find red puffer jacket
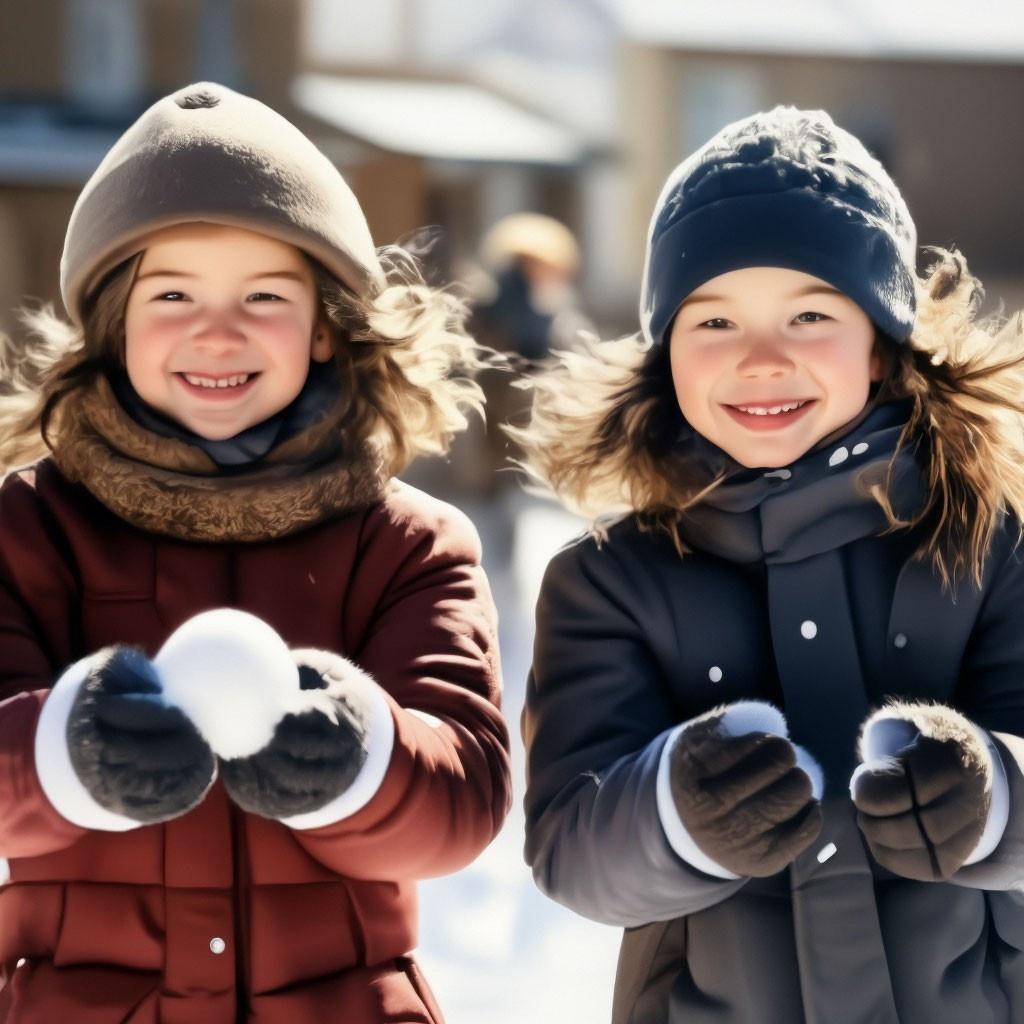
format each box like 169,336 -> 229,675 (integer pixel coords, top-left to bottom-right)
0,460 -> 511,1023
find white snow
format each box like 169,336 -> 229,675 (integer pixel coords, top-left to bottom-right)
415,497 -> 623,1023
155,608 -> 335,759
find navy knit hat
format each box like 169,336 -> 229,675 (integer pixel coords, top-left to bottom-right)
640,106 -> 917,347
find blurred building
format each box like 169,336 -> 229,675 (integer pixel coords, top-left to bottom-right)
1,0 -> 1022,335
616,0 -> 1024,316
0,0 -> 595,333
305,0 -> 1024,326
0,0 -> 302,330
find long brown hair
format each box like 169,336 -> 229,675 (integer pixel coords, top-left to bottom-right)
509,248 -> 1024,588
0,241 -> 486,479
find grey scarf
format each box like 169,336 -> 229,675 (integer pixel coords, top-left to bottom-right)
109,360 -> 342,470
674,399 -> 926,1024
678,397 -> 925,566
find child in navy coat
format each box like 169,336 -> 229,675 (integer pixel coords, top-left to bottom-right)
516,106 -> 1024,1023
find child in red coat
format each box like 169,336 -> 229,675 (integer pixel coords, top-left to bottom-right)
0,81 -> 511,1022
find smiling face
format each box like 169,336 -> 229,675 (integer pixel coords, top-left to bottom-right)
668,266 -> 884,469
123,222 -> 333,440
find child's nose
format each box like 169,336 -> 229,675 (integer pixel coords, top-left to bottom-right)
191,313 -> 247,352
736,338 -> 794,377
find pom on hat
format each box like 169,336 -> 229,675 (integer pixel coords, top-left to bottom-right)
640,106 -> 917,347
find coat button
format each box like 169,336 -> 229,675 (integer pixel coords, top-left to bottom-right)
708,666 -> 723,682
209,937 -> 226,955
828,447 -> 849,467
817,842 -> 838,864
852,442 -> 869,455
893,633 -> 908,649
800,620 -> 818,639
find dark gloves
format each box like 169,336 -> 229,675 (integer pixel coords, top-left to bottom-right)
218,649 -> 372,820
51,611 -> 385,829
668,705 -> 823,878
66,646 -> 217,825
851,703 -> 994,881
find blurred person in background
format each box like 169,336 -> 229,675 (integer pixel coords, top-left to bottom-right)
454,212 -> 593,503
475,212 -> 589,364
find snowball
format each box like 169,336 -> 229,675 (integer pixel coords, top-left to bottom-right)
154,608 -> 335,759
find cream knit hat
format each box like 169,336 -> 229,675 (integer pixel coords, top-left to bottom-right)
61,81 -> 385,325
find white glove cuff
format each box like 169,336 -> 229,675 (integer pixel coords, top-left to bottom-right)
35,655 -> 143,832
277,656 -> 395,831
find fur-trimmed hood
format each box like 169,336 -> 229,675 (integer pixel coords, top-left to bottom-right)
511,250 -> 1024,586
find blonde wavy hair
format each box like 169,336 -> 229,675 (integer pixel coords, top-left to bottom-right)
0,241 -> 485,478
510,248 -> 1024,589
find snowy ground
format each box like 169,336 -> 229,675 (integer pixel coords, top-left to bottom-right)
409,491 -> 623,1023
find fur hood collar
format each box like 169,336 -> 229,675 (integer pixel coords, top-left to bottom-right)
512,250 -> 1024,587
51,375 -> 387,542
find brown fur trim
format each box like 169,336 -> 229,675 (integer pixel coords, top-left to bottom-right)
511,249 -> 1024,586
858,701 -> 990,779
870,251 -> 1024,588
52,376 -> 387,542
65,376 -> 221,474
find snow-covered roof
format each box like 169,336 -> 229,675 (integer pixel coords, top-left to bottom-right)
617,0 -> 1024,63
292,73 -> 588,165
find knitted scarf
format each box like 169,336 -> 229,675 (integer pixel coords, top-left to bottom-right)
51,374 -> 386,543
678,398 -> 925,567
676,399 -> 927,1024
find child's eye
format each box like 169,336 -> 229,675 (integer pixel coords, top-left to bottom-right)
699,318 -> 733,330
794,311 -> 829,324
155,292 -> 187,302
248,292 -> 284,302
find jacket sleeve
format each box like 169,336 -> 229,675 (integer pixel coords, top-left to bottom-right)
286,494 -> 512,881
0,470 -> 90,857
523,534 -> 747,928
950,524 -> 1024,890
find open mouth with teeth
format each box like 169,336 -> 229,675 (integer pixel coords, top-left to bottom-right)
723,398 -> 817,430
175,371 -> 261,397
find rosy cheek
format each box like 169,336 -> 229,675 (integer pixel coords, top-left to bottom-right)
822,340 -> 867,376
126,319 -> 179,365
129,309 -> 192,339
684,344 -> 732,383
257,317 -> 302,339
673,369 -> 713,420
785,335 -> 838,371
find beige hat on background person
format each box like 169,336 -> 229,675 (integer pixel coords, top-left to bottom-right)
480,212 -> 580,276
60,81 -> 386,326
